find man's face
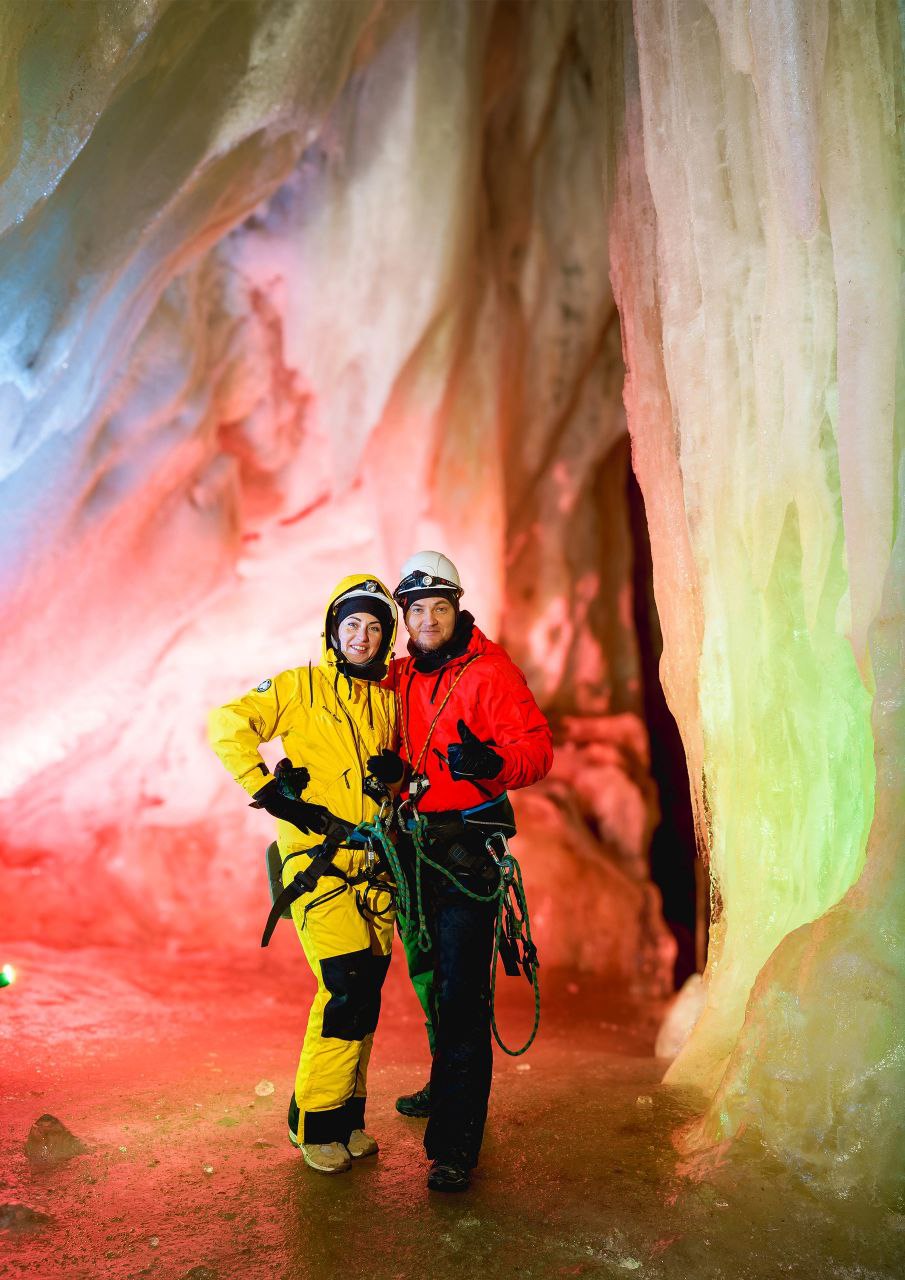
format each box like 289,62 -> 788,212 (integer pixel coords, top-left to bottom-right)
404,596 -> 456,652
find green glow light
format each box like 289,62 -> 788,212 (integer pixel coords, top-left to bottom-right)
0,964 -> 15,988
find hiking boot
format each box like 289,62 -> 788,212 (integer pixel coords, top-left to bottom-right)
300,1142 -> 352,1174
395,1082 -> 431,1117
427,1159 -> 471,1192
346,1129 -> 379,1159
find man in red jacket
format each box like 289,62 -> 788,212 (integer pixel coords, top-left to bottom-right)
367,551 -> 553,1192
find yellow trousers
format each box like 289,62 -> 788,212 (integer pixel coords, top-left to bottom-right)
286,848 -> 394,1146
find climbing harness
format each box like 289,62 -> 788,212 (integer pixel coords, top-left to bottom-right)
261,796 -> 401,947
398,810 -> 541,1057
259,772 -> 541,1056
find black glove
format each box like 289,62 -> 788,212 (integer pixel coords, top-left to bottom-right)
273,757 -> 310,799
366,748 -> 407,785
446,720 -> 504,781
250,779 -> 332,836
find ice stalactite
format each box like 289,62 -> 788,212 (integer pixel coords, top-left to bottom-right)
611,0 -> 904,1195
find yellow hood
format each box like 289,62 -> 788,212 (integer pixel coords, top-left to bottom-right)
321,573 -> 397,679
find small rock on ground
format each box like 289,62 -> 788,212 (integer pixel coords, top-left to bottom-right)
0,1202 -> 55,1232
24,1114 -> 88,1164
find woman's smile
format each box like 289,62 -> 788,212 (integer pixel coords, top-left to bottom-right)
337,612 -> 383,665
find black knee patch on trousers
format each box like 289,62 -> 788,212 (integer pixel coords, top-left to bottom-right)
321,949 -> 391,1041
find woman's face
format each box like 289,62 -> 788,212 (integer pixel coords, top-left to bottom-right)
337,612 -> 383,665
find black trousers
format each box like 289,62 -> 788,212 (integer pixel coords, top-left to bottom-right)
398,826 -> 498,1170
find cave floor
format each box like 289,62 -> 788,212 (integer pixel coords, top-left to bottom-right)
0,943 -> 900,1280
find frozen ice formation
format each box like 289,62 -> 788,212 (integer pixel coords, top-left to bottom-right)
0,0 -> 666,995
0,0 -> 902,1198
611,0 -> 904,1198
654,974 -> 705,1062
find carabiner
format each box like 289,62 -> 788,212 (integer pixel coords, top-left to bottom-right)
364,839 -> 379,874
485,833 -> 514,884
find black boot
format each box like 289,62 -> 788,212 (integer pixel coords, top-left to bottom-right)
427,1159 -> 470,1192
395,1081 -> 431,1117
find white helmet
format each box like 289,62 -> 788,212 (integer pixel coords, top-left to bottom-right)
394,550 -> 464,605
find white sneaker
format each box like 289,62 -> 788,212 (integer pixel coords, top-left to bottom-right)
345,1129 -> 379,1159
300,1142 -> 352,1174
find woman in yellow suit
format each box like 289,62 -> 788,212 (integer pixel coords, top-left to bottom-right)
208,574 -> 398,1175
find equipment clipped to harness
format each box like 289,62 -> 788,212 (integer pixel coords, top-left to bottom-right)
404,817 -> 541,1056
406,772 -> 431,803
485,833 -> 539,985
362,773 -> 390,806
261,791 -> 403,946
265,842 -> 293,921
261,845 -> 349,947
351,797 -> 400,925
496,903 -> 522,978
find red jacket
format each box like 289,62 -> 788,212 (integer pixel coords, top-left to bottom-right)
388,624 -> 553,813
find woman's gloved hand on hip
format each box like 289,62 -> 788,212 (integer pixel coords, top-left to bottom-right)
251,779 -> 333,835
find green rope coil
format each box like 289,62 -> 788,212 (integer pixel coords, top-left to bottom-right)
354,820 -> 412,926
488,852 -> 541,1056
349,813 -> 541,1056
410,817 -> 541,1057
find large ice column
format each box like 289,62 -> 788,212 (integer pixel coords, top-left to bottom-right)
685,479 -> 905,1196
612,0 -> 904,1193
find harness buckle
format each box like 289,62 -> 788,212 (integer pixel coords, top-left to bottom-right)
294,866 -> 321,894
407,772 -> 431,802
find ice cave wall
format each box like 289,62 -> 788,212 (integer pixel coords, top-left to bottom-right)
0,0 -> 902,1199
0,1 -> 668,988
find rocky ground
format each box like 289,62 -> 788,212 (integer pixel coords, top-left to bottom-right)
1,942 -> 901,1280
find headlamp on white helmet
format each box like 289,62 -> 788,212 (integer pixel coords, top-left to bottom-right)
393,551 -> 464,609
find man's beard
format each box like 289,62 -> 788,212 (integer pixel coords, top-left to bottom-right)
408,610 -> 473,671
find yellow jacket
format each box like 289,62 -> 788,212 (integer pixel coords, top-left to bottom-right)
208,574 -> 398,858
